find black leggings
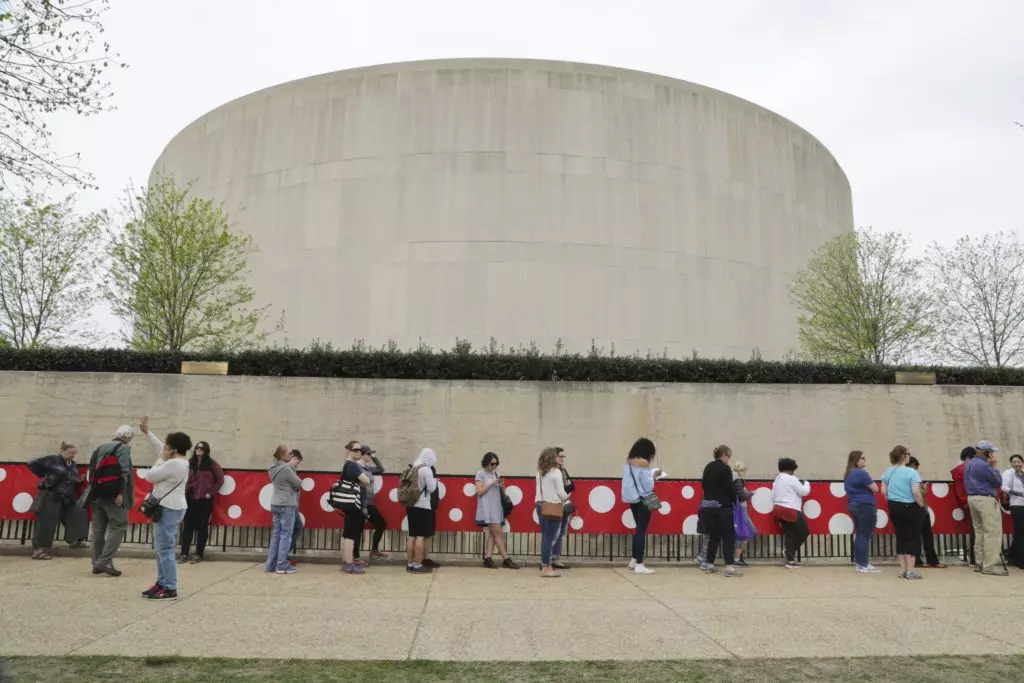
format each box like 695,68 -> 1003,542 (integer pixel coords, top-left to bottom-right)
630,502 -> 652,563
778,513 -> 809,562
353,506 -> 387,558
1009,507 -> 1024,569
181,497 -> 214,558
888,501 -> 923,557
701,505 -> 736,566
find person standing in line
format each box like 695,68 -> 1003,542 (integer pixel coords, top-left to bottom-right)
264,444 -> 301,575
951,446 -> 977,566
550,446 -> 574,570
178,440 -> 224,564
354,444 -> 389,561
771,458 -> 811,570
404,448 -> 438,574
731,460 -> 755,567
907,456 -> 946,569
536,447 -> 570,578
1002,454 -> 1024,569
699,445 -> 741,577
965,440 -> 1008,576
79,425 -> 135,577
339,442 -> 371,575
881,445 -> 926,580
288,450 -> 304,566
138,418 -> 191,600
422,459 -> 443,570
475,452 -> 521,569
843,450 -> 881,573
28,442 -> 89,559
620,437 -> 662,575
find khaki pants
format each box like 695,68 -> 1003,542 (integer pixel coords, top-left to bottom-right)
968,495 -> 1003,571
90,499 -> 128,568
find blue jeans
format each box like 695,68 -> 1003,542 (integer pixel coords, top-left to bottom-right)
551,512 -> 571,560
265,505 -> 297,572
849,502 -> 877,568
154,507 -> 186,590
290,512 -> 303,555
537,502 -> 562,567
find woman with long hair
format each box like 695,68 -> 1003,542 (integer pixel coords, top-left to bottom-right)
475,452 -> 520,569
1002,454 -> 1024,569
535,447 -> 569,578
844,450 -> 880,573
27,441 -> 88,559
179,440 -> 224,564
881,445 -> 925,580
621,438 -> 661,575
772,458 -> 811,569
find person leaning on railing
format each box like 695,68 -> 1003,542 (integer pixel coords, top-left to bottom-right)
908,456 -> 946,570
771,458 -> 811,570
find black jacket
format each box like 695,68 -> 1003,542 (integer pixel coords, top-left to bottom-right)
701,459 -> 735,507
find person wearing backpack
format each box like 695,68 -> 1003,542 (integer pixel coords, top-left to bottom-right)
138,418 -> 192,601
79,425 -> 135,577
400,448 -> 438,574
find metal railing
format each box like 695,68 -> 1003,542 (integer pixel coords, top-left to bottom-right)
1,516 -> 988,562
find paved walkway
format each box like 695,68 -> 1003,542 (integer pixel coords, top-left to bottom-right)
2,556 -> 1023,661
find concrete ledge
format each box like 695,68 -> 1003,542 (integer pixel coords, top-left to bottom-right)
180,361 -> 228,375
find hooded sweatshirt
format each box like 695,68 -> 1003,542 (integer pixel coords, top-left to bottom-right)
268,460 -> 302,507
412,448 -> 438,511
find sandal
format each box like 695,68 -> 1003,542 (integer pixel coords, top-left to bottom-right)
31,551 -> 53,560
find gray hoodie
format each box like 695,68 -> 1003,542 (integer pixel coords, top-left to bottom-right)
268,460 -> 302,507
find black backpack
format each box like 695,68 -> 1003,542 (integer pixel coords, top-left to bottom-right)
91,443 -> 125,499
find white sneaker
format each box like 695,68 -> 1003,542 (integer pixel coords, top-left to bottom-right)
856,565 -> 882,574
633,564 -> 655,575
627,558 -> 637,570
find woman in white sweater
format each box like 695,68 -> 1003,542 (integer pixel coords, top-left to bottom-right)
771,457 -> 812,570
535,447 -> 569,578
138,416 -> 191,600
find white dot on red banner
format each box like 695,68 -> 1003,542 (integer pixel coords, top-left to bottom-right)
828,513 -> 854,535
258,484 -> 273,511
532,508 -> 539,525
299,512 -> 306,526
751,488 -> 773,514
929,508 -> 936,525
659,501 -> 671,515
12,492 -> 33,514
589,486 -> 615,513
373,476 -> 383,494
875,509 -> 889,529
682,514 -> 698,534
621,508 -> 635,529
301,478 -> 315,492
681,486 -> 695,499
502,519 -> 511,532
506,486 -> 523,505
449,508 -> 463,522
0,467 -> 7,482
952,508 -> 965,522
803,500 -> 821,519
388,488 -> 399,503
830,482 -> 846,498
930,483 -> 949,498
570,516 -> 583,531
401,516 -> 409,532
437,481 -> 446,499
463,483 -> 476,497
228,505 -> 242,519
219,475 -> 236,495
319,492 -> 333,513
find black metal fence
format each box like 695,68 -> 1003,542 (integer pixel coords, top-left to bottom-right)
1,516 -> 987,563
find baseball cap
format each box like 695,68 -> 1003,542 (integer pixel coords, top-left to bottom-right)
359,444 -> 376,455
976,440 -> 999,453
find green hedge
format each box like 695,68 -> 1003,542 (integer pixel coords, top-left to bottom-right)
1,347 -> 1023,385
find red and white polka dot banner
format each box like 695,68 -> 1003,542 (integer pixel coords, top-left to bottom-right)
0,463 -> 1007,535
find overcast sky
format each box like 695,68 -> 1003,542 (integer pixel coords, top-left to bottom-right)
38,0 -> 1024,342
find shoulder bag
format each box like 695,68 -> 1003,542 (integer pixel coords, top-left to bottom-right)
329,462 -> 363,512
771,474 -> 800,523
629,465 -> 661,511
139,469 -> 187,522
538,474 -> 564,521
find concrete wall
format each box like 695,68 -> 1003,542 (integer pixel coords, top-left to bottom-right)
151,58 -> 853,360
3,372 -> 1021,481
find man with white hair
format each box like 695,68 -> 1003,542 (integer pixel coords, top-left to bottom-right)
79,425 -> 135,576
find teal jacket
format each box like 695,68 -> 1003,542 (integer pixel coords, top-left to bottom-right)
79,439 -> 134,509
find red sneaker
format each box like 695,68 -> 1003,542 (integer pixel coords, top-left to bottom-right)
353,560 -> 369,568
289,559 -> 297,566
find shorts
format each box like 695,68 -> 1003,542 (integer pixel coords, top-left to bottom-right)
407,506 -> 436,538
342,508 -> 366,541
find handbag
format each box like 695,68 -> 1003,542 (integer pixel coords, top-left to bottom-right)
538,475 -> 564,521
628,465 -> 661,511
772,504 -> 799,523
733,503 -> 754,541
499,484 -> 514,518
328,478 -> 362,512
139,473 -> 186,522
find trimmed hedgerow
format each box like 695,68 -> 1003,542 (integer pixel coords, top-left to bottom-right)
1,346 -> 1022,385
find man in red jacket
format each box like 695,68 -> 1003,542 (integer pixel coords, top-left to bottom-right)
951,446 -> 976,566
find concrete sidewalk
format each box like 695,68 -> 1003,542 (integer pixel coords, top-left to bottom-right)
2,556 -> 1022,661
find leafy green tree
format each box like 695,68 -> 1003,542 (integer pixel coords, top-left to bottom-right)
105,177 -> 270,351
0,0 -> 123,187
790,229 -> 933,364
0,192 -> 104,347
927,232 -> 1024,368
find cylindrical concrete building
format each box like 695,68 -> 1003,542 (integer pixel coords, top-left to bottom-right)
152,58 -> 852,359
